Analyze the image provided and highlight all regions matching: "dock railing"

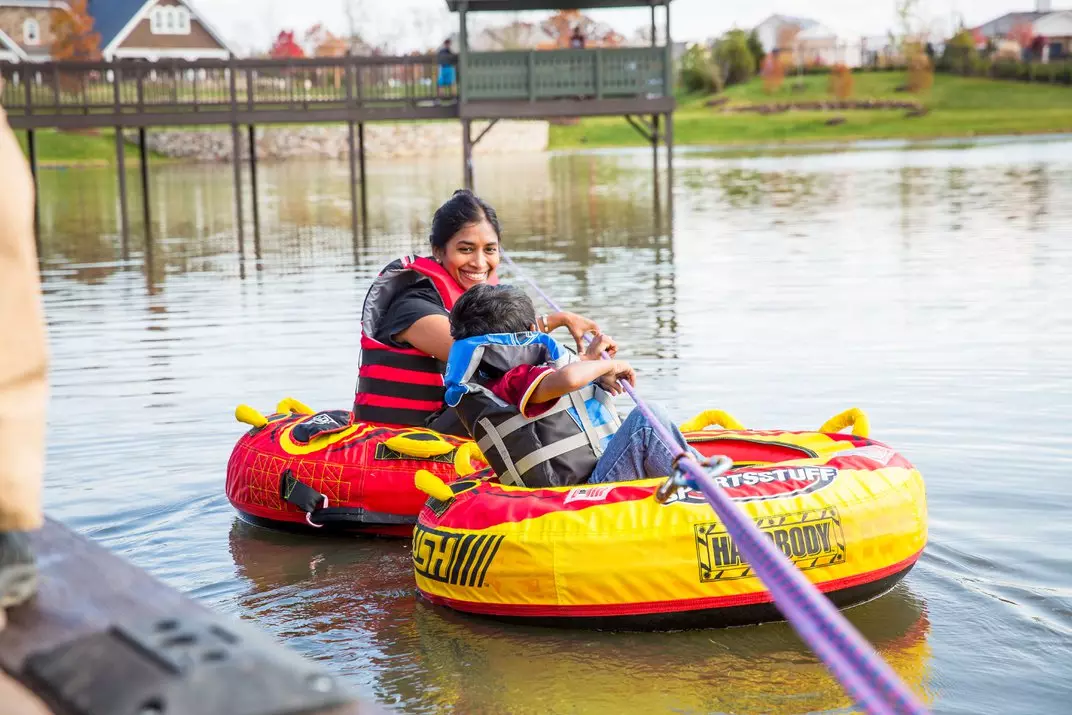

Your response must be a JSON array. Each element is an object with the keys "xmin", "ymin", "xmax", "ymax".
[{"xmin": 0, "ymin": 49, "xmax": 668, "ymax": 129}]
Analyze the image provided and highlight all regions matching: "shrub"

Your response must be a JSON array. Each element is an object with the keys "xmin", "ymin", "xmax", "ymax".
[
  {"xmin": 713, "ymin": 29, "xmax": 757, "ymax": 86},
  {"xmin": 828, "ymin": 63, "xmax": 854, "ymax": 98},
  {"xmin": 678, "ymin": 44, "xmax": 720, "ymax": 94}
]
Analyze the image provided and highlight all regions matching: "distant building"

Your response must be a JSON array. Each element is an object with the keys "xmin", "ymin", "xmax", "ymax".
[
  {"xmin": 794, "ymin": 23, "xmax": 840, "ymax": 65},
  {"xmin": 753, "ymin": 14, "xmax": 818, "ymax": 55},
  {"xmin": 0, "ymin": 0, "xmax": 70, "ymax": 62},
  {"xmin": 90, "ymin": 0, "xmax": 234, "ymax": 61},
  {"xmin": 972, "ymin": 2, "xmax": 1072, "ymax": 61}
]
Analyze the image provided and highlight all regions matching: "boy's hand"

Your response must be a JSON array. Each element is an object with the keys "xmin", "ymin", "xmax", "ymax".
[
  {"xmin": 597, "ymin": 360, "xmax": 635, "ymax": 395},
  {"xmin": 583, "ymin": 333, "xmax": 617, "ymax": 361}
]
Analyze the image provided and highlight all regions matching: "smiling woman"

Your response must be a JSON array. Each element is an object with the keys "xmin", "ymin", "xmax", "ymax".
[{"xmin": 352, "ymin": 190, "xmax": 601, "ymax": 435}]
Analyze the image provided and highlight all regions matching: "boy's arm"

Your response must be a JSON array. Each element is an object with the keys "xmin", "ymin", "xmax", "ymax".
[{"xmin": 530, "ymin": 360, "xmax": 634, "ymax": 404}]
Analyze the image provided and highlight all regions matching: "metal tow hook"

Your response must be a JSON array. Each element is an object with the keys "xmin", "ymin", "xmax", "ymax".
[{"xmin": 655, "ymin": 455, "xmax": 733, "ymax": 503}]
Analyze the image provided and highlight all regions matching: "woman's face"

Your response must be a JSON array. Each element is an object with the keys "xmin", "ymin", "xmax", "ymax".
[{"xmin": 435, "ymin": 220, "xmax": 500, "ymax": 290}]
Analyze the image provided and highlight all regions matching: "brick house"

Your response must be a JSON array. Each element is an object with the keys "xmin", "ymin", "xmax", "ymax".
[
  {"xmin": 0, "ymin": 0, "xmax": 70, "ymax": 62},
  {"xmin": 91, "ymin": 0, "xmax": 234, "ymax": 61}
]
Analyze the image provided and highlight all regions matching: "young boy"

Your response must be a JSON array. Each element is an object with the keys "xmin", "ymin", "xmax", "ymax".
[{"xmin": 443, "ymin": 284, "xmax": 695, "ymax": 488}]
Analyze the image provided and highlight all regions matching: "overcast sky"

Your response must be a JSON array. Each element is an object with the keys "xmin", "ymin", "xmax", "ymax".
[{"xmin": 192, "ymin": 1, "xmax": 1041, "ymax": 54}]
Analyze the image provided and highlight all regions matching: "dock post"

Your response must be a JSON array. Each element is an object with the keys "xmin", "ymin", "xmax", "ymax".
[
  {"xmin": 138, "ymin": 127, "xmax": 151, "ymax": 245},
  {"xmin": 115, "ymin": 127, "xmax": 130, "ymax": 258},
  {"xmin": 138, "ymin": 127, "xmax": 153, "ymax": 283},
  {"xmin": 665, "ymin": 111, "xmax": 674, "ymax": 215},
  {"xmin": 347, "ymin": 120, "xmax": 359, "ymax": 240},
  {"xmin": 462, "ymin": 119, "xmax": 474, "ymax": 190},
  {"xmin": 247, "ymin": 124, "xmax": 260, "ymax": 251},
  {"xmin": 651, "ymin": 114, "xmax": 660, "ymax": 206},
  {"xmin": 358, "ymin": 121, "xmax": 367, "ymax": 225},
  {"xmin": 26, "ymin": 130, "xmax": 39, "ymax": 243},
  {"xmin": 231, "ymin": 123, "xmax": 245, "ymax": 260}
]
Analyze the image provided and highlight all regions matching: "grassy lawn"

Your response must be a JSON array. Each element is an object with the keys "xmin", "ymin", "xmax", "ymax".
[
  {"xmin": 550, "ymin": 73, "xmax": 1072, "ymax": 149},
  {"xmin": 16, "ymin": 128, "xmax": 172, "ymax": 167}
]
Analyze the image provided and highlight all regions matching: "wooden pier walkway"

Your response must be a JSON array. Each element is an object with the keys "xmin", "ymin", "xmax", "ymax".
[{"xmin": 0, "ymin": 519, "xmax": 380, "ymax": 715}]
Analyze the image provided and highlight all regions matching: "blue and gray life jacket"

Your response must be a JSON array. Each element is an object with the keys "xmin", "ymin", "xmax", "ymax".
[{"xmin": 444, "ymin": 333, "xmax": 622, "ymax": 488}]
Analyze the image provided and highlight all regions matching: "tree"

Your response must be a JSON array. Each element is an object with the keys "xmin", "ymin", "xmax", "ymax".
[
  {"xmin": 678, "ymin": 43, "xmax": 720, "ymax": 94},
  {"xmin": 269, "ymin": 30, "xmax": 305, "ymax": 59},
  {"xmin": 828, "ymin": 63, "xmax": 853, "ymax": 99},
  {"xmin": 761, "ymin": 52, "xmax": 786, "ymax": 94},
  {"xmin": 1006, "ymin": 22, "xmax": 1034, "ymax": 54},
  {"xmin": 713, "ymin": 29, "xmax": 756, "ymax": 87},
  {"xmin": 51, "ymin": 0, "xmax": 100, "ymax": 61},
  {"xmin": 941, "ymin": 29, "xmax": 977, "ymax": 75},
  {"xmin": 747, "ymin": 30, "xmax": 765, "ymax": 67}
]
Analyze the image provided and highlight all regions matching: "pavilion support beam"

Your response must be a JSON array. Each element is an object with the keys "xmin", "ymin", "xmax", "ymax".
[
  {"xmin": 231, "ymin": 123, "xmax": 244, "ymax": 260},
  {"xmin": 138, "ymin": 127, "xmax": 151, "ymax": 247},
  {"xmin": 115, "ymin": 127, "xmax": 130, "ymax": 258},
  {"xmin": 348, "ymin": 119, "xmax": 359, "ymax": 240},
  {"xmin": 624, "ymin": 114, "xmax": 655, "ymax": 144},
  {"xmin": 471, "ymin": 118, "xmax": 499, "ymax": 146},
  {"xmin": 247, "ymin": 124, "xmax": 260, "ymax": 252},
  {"xmin": 462, "ymin": 119, "xmax": 474, "ymax": 191}
]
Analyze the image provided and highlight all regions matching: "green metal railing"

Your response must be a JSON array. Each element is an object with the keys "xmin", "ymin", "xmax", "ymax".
[{"xmin": 464, "ymin": 48, "xmax": 667, "ymax": 101}]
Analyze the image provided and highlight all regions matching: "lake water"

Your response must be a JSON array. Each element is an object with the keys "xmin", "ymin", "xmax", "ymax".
[{"xmin": 36, "ymin": 137, "xmax": 1072, "ymax": 714}]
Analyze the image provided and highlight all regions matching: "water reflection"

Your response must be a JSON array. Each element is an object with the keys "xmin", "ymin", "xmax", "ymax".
[
  {"xmin": 226, "ymin": 521, "xmax": 932, "ymax": 715},
  {"xmin": 37, "ymin": 139, "xmax": 1072, "ymax": 714}
]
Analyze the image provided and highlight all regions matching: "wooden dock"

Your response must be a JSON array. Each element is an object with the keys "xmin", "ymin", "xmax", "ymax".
[{"xmin": 0, "ymin": 518, "xmax": 382, "ymax": 715}]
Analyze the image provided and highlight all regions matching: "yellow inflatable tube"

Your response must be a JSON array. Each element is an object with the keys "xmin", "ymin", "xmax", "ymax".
[{"xmin": 412, "ymin": 414, "xmax": 926, "ymax": 629}]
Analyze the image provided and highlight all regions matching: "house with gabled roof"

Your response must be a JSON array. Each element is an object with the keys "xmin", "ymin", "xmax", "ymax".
[
  {"xmin": 90, "ymin": 0, "xmax": 234, "ymax": 61},
  {"xmin": 0, "ymin": 0, "xmax": 71, "ymax": 62},
  {"xmin": 753, "ymin": 13, "xmax": 819, "ymax": 55}
]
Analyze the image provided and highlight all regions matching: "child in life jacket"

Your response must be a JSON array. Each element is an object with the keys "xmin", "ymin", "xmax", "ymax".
[{"xmin": 443, "ymin": 284, "xmax": 698, "ymax": 488}]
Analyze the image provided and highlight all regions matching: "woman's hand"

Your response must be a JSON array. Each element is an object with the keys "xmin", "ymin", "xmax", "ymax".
[
  {"xmin": 547, "ymin": 311, "xmax": 599, "ymax": 353},
  {"xmin": 597, "ymin": 360, "xmax": 636, "ymax": 396},
  {"xmin": 583, "ymin": 333, "xmax": 617, "ymax": 361}
]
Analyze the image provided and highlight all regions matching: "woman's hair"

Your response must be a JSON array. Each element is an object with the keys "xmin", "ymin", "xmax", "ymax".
[
  {"xmin": 430, "ymin": 189, "xmax": 502, "ymax": 250},
  {"xmin": 450, "ymin": 284, "xmax": 536, "ymax": 340}
]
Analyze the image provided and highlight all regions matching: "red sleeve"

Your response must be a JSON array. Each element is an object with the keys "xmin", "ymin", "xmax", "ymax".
[{"xmin": 486, "ymin": 365, "xmax": 556, "ymax": 418}]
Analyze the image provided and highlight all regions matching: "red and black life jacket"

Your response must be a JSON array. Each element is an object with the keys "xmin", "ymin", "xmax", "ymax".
[{"xmin": 353, "ymin": 256, "xmax": 496, "ymax": 426}]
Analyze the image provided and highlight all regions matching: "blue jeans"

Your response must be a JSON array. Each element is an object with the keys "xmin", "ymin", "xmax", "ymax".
[{"xmin": 588, "ymin": 403, "xmax": 697, "ymax": 484}]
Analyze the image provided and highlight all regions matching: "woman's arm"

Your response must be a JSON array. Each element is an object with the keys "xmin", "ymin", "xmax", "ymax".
[
  {"xmin": 394, "ymin": 314, "xmax": 454, "ymax": 362},
  {"xmin": 542, "ymin": 311, "xmax": 600, "ymax": 353},
  {"xmin": 530, "ymin": 360, "xmax": 635, "ymax": 404}
]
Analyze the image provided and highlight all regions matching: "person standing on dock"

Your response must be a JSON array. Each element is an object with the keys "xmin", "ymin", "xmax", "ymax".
[
  {"xmin": 0, "ymin": 98, "xmax": 47, "ymax": 623},
  {"xmin": 437, "ymin": 38, "xmax": 457, "ymax": 101}
]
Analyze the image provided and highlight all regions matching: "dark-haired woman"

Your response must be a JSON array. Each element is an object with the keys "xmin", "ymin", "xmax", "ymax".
[{"xmin": 353, "ymin": 190, "xmax": 600, "ymax": 436}]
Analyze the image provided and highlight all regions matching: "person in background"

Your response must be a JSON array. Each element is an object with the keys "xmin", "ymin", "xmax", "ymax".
[
  {"xmin": 437, "ymin": 38, "xmax": 457, "ymax": 100},
  {"xmin": 0, "ymin": 92, "xmax": 48, "ymax": 623},
  {"xmin": 569, "ymin": 26, "xmax": 586, "ymax": 49}
]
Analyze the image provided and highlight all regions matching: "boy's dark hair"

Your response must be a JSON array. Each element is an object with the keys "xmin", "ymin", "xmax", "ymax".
[{"xmin": 450, "ymin": 284, "xmax": 536, "ymax": 340}]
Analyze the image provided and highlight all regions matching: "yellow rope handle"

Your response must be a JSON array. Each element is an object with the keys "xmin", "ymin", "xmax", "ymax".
[
  {"xmin": 679, "ymin": 409, "xmax": 745, "ymax": 432},
  {"xmin": 453, "ymin": 441, "xmax": 487, "ymax": 477},
  {"xmin": 818, "ymin": 408, "xmax": 871, "ymax": 438},
  {"xmin": 415, "ymin": 469, "xmax": 455, "ymax": 501},
  {"xmin": 235, "ymin": 404, "xmax": 268, "ymax": 428},
  {"xmin": 275, "ymin": 397, "xmax": 314, "ymax": 415}
]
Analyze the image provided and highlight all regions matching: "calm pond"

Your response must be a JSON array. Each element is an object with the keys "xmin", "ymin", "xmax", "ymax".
[{"xmin": 37, "ymin": 138, "xmax": 1072, "ymax": 714}]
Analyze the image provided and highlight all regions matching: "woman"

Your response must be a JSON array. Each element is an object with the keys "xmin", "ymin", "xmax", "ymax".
[{"xmin": 354, "ymin": 190, "xmax": 600, "ymax": 435}]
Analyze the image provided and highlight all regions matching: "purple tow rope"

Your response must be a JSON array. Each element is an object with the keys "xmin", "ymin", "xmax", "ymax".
[{"xmin": 499, "ymin": 252, "xmax": 928, "ymax": 715}]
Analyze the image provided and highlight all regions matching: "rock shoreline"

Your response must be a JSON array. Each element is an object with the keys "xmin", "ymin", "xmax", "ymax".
[{"xmin": 132, "ymin": 121, "xmax": 549, "ymax": 161}]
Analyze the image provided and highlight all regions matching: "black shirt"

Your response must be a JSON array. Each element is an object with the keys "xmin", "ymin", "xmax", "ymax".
[{"xmin": 373, "ymin": 280, "xmax": 449, "ymax": 348}]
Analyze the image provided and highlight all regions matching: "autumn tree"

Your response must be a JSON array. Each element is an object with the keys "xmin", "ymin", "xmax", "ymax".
[
  {"xmin": 270, "ymin": 30, "xmax": 305, "ymax": 59},
  {"xmin": 51, "ymin": 0, "xmax": 100, "ymax": 61},
  {"xmin": 1006, "ymin": 22, "xmax": 1034, "ymax": 53},
  {"xmin": 828, "ymin": 63, "xmax": 853, "ymax": 99},
  {"xmin": 761, "ymin": 52, "xmax": 785, "ymax": 94}
]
